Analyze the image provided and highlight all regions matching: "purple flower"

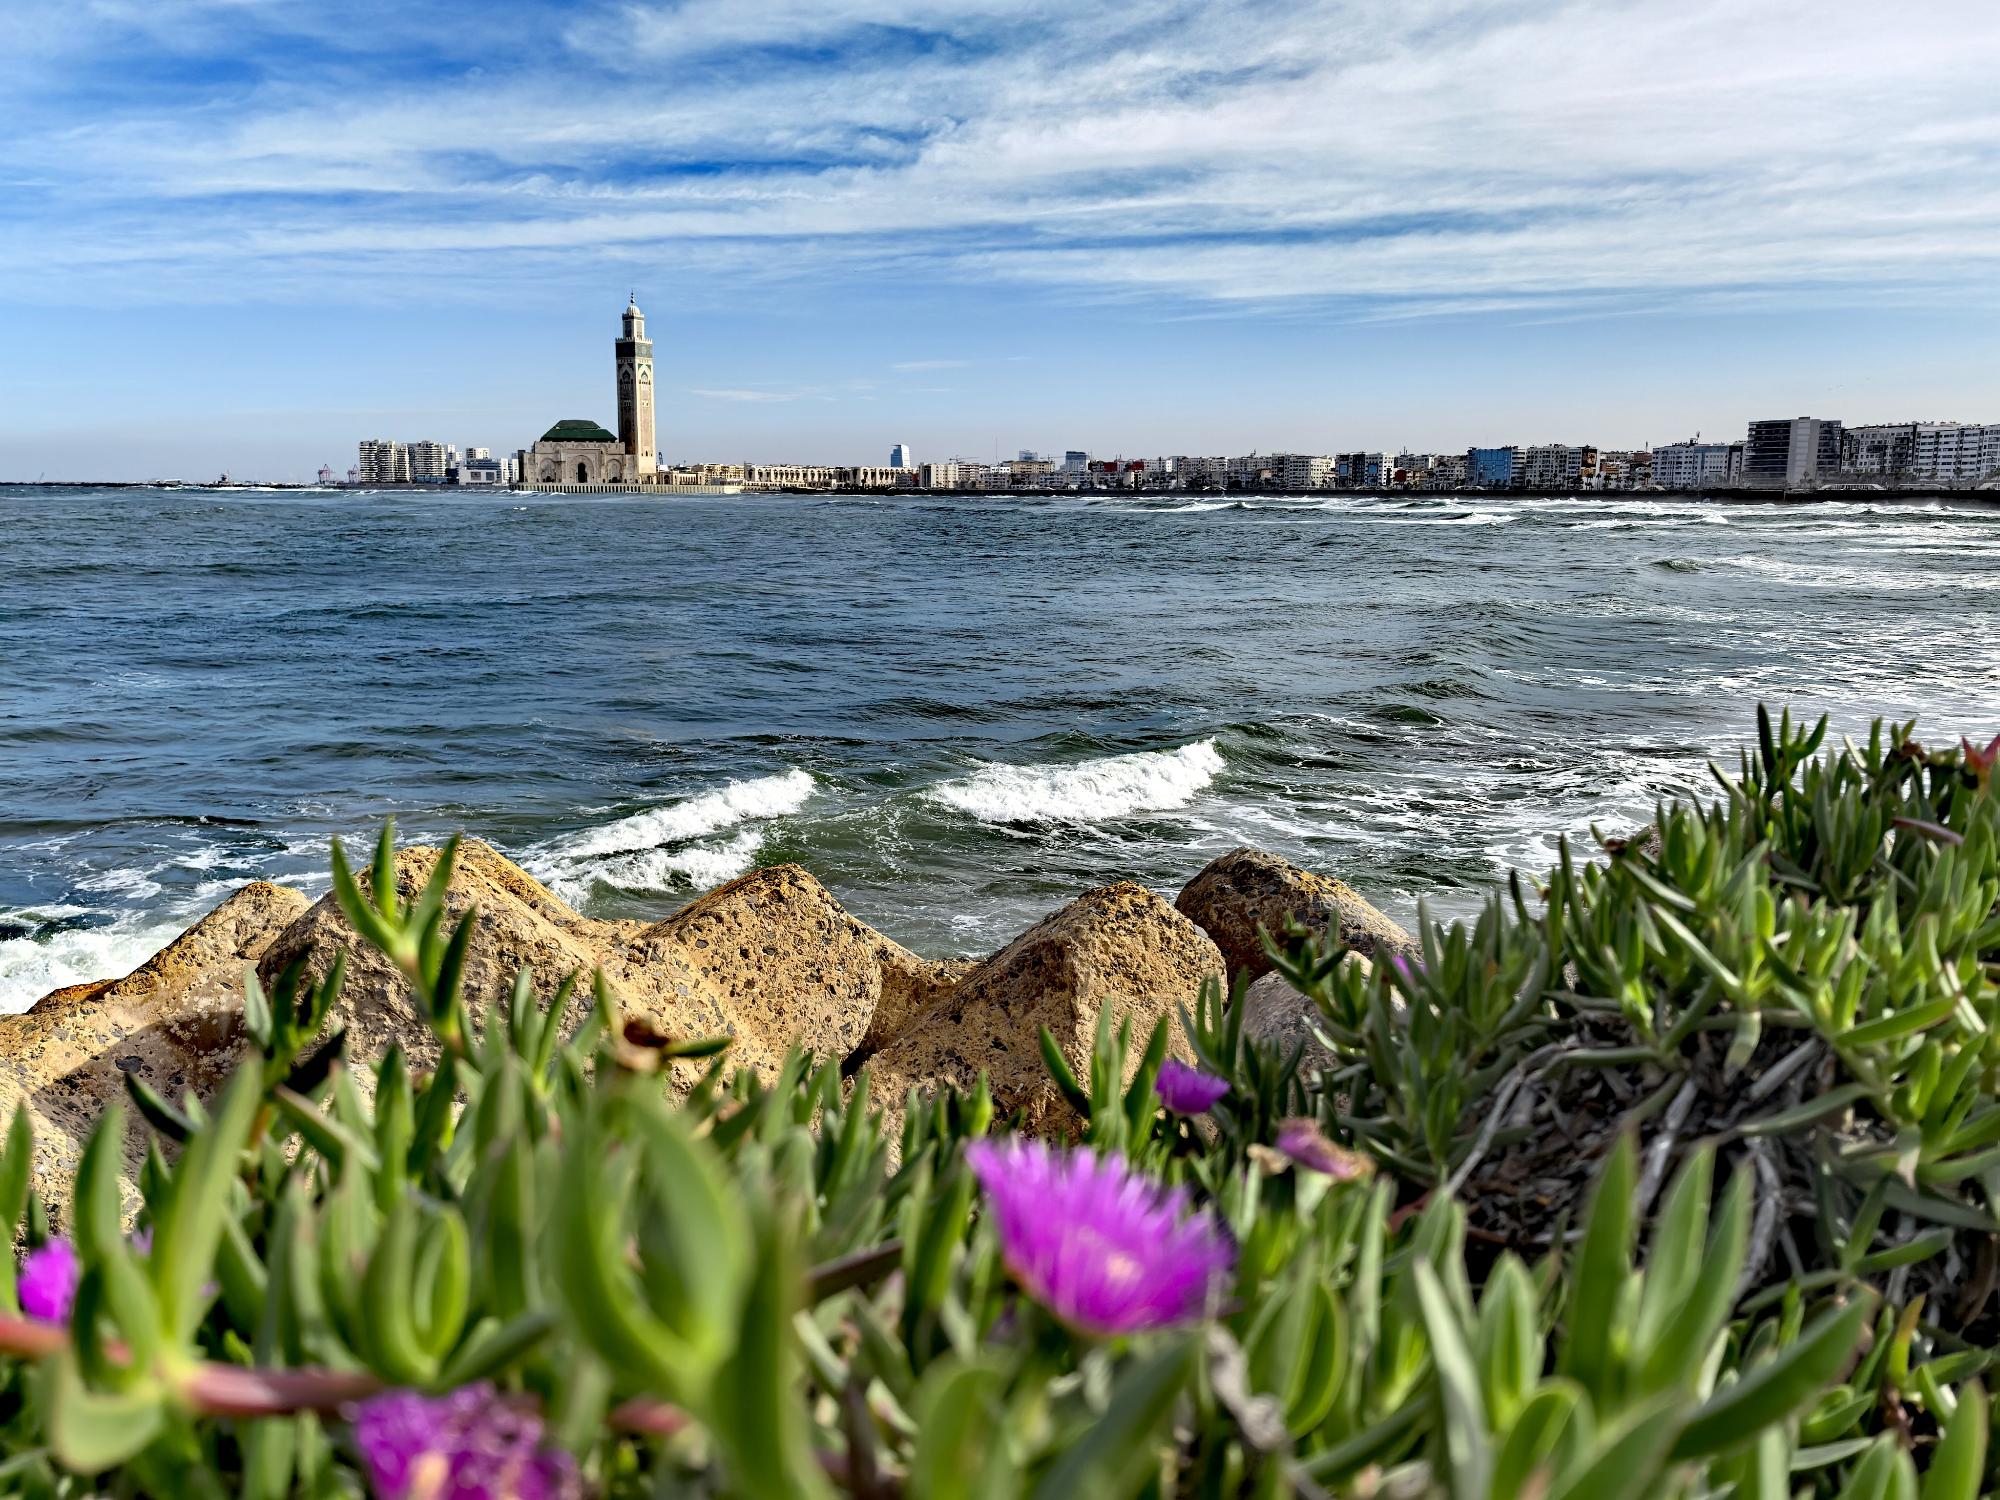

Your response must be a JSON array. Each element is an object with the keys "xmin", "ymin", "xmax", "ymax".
[
  {"xmin": 353, "ymin": 1383, "xmax": 580, "ymax": 1500},
  {"xmin": 1389, "ymin": 952, "xmax": 1425, "ymax": 986},
  {"xmin": 966, "ymin": 1137, "xmax": 1234, "ymax": 1336},
  {"xmin": 19, "ymin": 1239, "xmax": 79, "ymax": 1324},
  {"xmin": 1273, "ymin": 1118, "xmax": 1373, "ymax": 1182},
  {"xmin": 1155, "ymin": 1059, "xmax": 1229, "ymax": 1115}
]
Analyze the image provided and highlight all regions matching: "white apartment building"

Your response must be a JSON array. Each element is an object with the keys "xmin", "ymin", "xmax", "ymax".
[
  {"xmin": 406, "ymin": 440, "xmax": 450, "ymax": 483},
  {"xmin": 1519, "ymin": 445, "xmax": 1585, "ymax": 489},
  {"xmin": 356, "ymin": 439, "xmax": 410, "ymax": 485},
  {"xmin": 1224, "ymin": 453, "xmax": 1285, "ymax": 486},
  {"xmin": 1651, "ymin": 441, "xmax": 1733, "ymax": 490},
  {"xmin": 1280, "ymin": 454, "xmax": 1336, "ymax": 489},
  {"xmin": 1912, "ymin": 423, "xmax": 2000, "ymax": 483}
]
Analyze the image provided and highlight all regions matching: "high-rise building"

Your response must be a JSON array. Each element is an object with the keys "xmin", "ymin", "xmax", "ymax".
[
  {"xmin": 1652, "ymin": 441, "xmax": 1733, "ymax": 489},
  {"xmin": 356, "ymin": 439, "xmax": 410, "ymax": 485},
  {"xmin": 406, "ymin": 441, "xmax": 449, "ymax": 483},
  {"xmin": 614, "ymin": 298, "xmax": 658, "ymax": 478},
  {"xmin": 890, "ymin": 443, "xmax": 913, "ymax": 469},
  {"xmin": 1743, "ymin": 418, "xmax": 1842, "ymax": 486},
  {"xmin": 1062, "ymin": 449, "xmax": 1089, "ymax": 473}
]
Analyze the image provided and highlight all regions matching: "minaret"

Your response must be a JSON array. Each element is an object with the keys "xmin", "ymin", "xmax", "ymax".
[{"xmin": 615, "ymin": 295, "xmax": 657, "ymax": 477}]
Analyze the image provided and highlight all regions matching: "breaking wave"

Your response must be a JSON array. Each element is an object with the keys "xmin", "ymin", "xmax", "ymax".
[
  {"xmin": 928, "ymin": 740, "xmax": 1225, "ymax": 824},
  {"xmin": 0, "ymin": 908, "xmax": 188, "ymax": 1015},
  {"xmin": 528, "ymin": 770, "xmax": 813, "ymax": 901}
]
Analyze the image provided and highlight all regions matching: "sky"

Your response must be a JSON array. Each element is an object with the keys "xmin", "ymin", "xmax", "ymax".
[{"xmin": 2, "ymin": 0, "xmax": 1998, "ymax": 480}]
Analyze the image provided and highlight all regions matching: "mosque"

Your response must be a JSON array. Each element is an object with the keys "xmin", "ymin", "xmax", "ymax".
[{"xmin": 515, "ymin": 298, "xmax": 700, "ymax": 490}]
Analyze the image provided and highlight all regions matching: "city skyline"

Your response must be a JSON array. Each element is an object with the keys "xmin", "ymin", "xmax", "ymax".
[{"xmin": 5, "ymin": 0, "xmax": 2000, "ymax": 480}]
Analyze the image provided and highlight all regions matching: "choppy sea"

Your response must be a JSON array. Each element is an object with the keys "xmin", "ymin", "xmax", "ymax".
[{"xmin": 2, "ymin": 486, "xmax": 1995, "ymax": 1012}]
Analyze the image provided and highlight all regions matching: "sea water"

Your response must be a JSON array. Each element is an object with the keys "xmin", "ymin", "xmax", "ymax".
[{"xmin": 2, "ymin": 486, "xmax": 1995, "ymax": 1010}]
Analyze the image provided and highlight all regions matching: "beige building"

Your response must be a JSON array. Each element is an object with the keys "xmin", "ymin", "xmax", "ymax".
[{"xmin": 518, "ymin": 299, "xmax": 677, "ymax": 489}]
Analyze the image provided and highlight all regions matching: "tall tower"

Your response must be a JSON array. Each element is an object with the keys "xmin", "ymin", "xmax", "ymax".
[{"xmin": 615, "ymin": 296, "xmax": 657, "ymax": 477}]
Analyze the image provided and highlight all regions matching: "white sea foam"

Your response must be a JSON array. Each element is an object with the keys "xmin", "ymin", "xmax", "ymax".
[
  {"xmin": 0, "ymin": 911, "xmax": 188, "ymax": 1015},
  {"xmin": 547, "ymin": 769, "xmax": 813, "ymax": 861},
  {"xmin": 929, "ymin": 740, "xmax": 1225, "ymax": 824},
  {"xmin": 570, "ymin": 831, "xmax": 768, "ymax": 897},
  {"xmin": 529, "ymin": 770, "xmax": 813, "ymax": 901}
]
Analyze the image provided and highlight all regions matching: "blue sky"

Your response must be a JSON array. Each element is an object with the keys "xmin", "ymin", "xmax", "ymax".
[{"xmin": 3, "ymin": 0, "xmax": 1998, "ymax": 480}]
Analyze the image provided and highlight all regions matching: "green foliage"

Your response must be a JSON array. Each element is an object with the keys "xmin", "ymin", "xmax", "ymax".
[{"xmin": 0, "ymin": 718, "xmax": 1988, "ymax": 1498}]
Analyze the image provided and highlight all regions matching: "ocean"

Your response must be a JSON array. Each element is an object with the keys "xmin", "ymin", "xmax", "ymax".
[{"xmin": 2, "ymin": 486, "xmax": 1995, "ymax": 1012}]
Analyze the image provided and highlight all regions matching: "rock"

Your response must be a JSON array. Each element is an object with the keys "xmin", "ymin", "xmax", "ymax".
[
  {"xmin": 865, "ymin": 882, "xmax": 1224, "ymax": 1135},
  {"xmin": 0, "ymin": 880, "xmax": 310, "ymax": 1207},
  {"xmin": 1175, "ymin": 847, "xmax": 1413, "ymax": 983},
  {"xmin": 1239, "ymin": 954, "xmax": 1369, "ymax": 1074},
  {"xmin": 632, "ymin": 864, "xmax": 964, "ymax": 1079},
  {"xmin": 256, "ymin": 839, "xmax": 724, "ymax": 1070}
]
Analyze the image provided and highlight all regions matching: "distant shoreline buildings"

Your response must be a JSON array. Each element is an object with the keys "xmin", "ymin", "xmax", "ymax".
[{"xmin": 338, "ymin": 301, "xmax": 2000, "ymax": 496}]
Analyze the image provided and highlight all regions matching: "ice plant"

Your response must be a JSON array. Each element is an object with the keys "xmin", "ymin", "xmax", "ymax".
[
  {"xmin": 352, "ymin": 1384, "xmax": 580, "ymax": 1500},
  {"xmin": 1272, "ymin": 1118, "xmax": 1372, "ymax": 1182},
  {"xmin": 966, "ymin": 1137, "xmax": 1233, "ymax": 1336},
  {"xmin": 18, "ymin": 1240, "xmax": 79, "ymax": 1324},
  {"xmin": 1155, "ymin": 1057, "xmax": 1229, "ymax": 1115}
]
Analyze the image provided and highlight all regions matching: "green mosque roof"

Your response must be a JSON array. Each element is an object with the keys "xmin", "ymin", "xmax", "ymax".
[{"xmin": 538, "ymin": 419, "xmax": 618, "ymax": 444}]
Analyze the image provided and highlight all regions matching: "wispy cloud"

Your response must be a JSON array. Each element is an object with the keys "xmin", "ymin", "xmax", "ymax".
[
  {"xmin": 4, "ymin": 0, "xmax": 1999, "ymax": 318},
  {"xmin": 892, "ymin": 359, "xmax": 968, "ymax": 371}
]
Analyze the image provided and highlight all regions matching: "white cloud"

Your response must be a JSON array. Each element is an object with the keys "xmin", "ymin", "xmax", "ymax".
[{"xmin": 6, "ymin": 0, "xmax": 2000, "ymax": 315}]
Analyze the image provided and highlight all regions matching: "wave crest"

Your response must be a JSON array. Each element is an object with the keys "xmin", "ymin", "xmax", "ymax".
[
  {"xmin": 929, "ymin": 740, "xmax": 1225, "ymax": 824},
  {"xmin": 530, "ymin": 770, "xmax": 813, "ymax": 902}
]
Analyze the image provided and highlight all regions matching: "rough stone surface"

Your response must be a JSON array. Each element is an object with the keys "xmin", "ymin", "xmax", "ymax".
[
  {"xmin": 633, "ymin": 864, "xmax": 964, "ymax": 1078},
  {"xmin": 866, "ymin": 881, "xmax": 1225, "ymax": 1135},
  {"xmin": 0, "ymin": 881, "xmax": 310, "ymax": 1207},
  {"xmin": 255, "ymin": 839, "xmax": 721, "ymax": 1071},
  {"xmin": 1239, "ymin": 954, "xmax": 1369, "ymax": 1075},
  {"xmin": 1175, "ymin": 847, "xmax": 1413, "ymax": 983}
]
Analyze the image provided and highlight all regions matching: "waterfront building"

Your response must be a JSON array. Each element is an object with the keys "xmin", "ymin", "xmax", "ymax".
[
  {"xmin": 919, "ymin": 460, "xmax": 973, "ymax": 488},
  {"xmin": 356, "ymin": 439, "xmax": 411, "ymax": 485},
  {"xmin": 407, "ymin": 441, "xmax": 449, "ymax": 484},
  {"xmin": 1841, "ymin": 423, "xmax": 1917, "ymax": 477},
  {"xmin": 1174, "ymin": 455, "xmax": 1228, "ymax": 488},
  {"xmin": 615, "ymin": 298, "xmax": 658, "ymax": 479},
  {"xmin": 1007, "ymin": 456, "xmax": 1057, "ymax": 485},
  {"xmin": 1467, "ymin": 446, "xmax": 1518, "ymax": 488},
  {"xmin": 664, "ymin": 463, "xmax": 748, "ymax": 487},
  {"xmin": 1224, "ymin": 454, "xmax": 1283, "ymax": 487},
  {"xmin": 1519, "ymin": 445, "xmax": 1584, "ymax": 489},
  {"xmin": 1912, "ymin": 422, "xmax": 2000, "ymax": 483},
  {"xmin": 838, "ymin": 466, "xmax": 910, "ymax": 488},
  {"xmin": 1286, "ymin": 454, "xmax": 1336, "ymax": 489},
  {"xmin": 890, "ymin": 443, "xmax": 913, "ymax": 469},
  {"xmin": 520, "ymin": 298, "xmax": 660, "ymax": 487},
  {"xmin": 1391, "ymin": 453, "xmax": 1431, "ymax": 486},
  {"xmin": 745, "ymin": 465, "xmax": 837, "ymax": 488},
  {"xmin": 1743, "ymin": 417, "xmax": 1842, "ymax": 486},
  {"xmin": 1424, "ymin": 453, "xmax": 1470, "ymax": 489},
  {"xmin": 455, "ymin": 456, "xmax": 505, "ymax": 486},
  {"xmin": 1062, "ymin": 450, "xmax": 1089, "ymax": 474},
  {"xmin": 1335, "ymin": 452, "xmax": 1389, "ymax": 487},
  {"xmin": 1652, "ymin": 440, "xmax": 1733, "ymax": 489}
]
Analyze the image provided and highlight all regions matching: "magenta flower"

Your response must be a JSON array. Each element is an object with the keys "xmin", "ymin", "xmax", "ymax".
[
  {"xmin": 353, "ymin": 1383, "xmax": 579, "ymax": 1500},
  {"xmin": 1155, "ymin": 1059, "xmax": 1229, "ymax": 1115},
  {"xmin": 1389, "ymin": 952, "xmax": 1425, "ymax": 986},
  {"xmin": 966, "ymin": 1138, "xmax": 1234, "ymax": 1336},
  {"xmin": 1273, "ymin": 1118, "xmax": 1373, "ymax": 1182},
  {"xmin": 19, "ymin": 1240, "xmax": 80, "ymax": 1324}
]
